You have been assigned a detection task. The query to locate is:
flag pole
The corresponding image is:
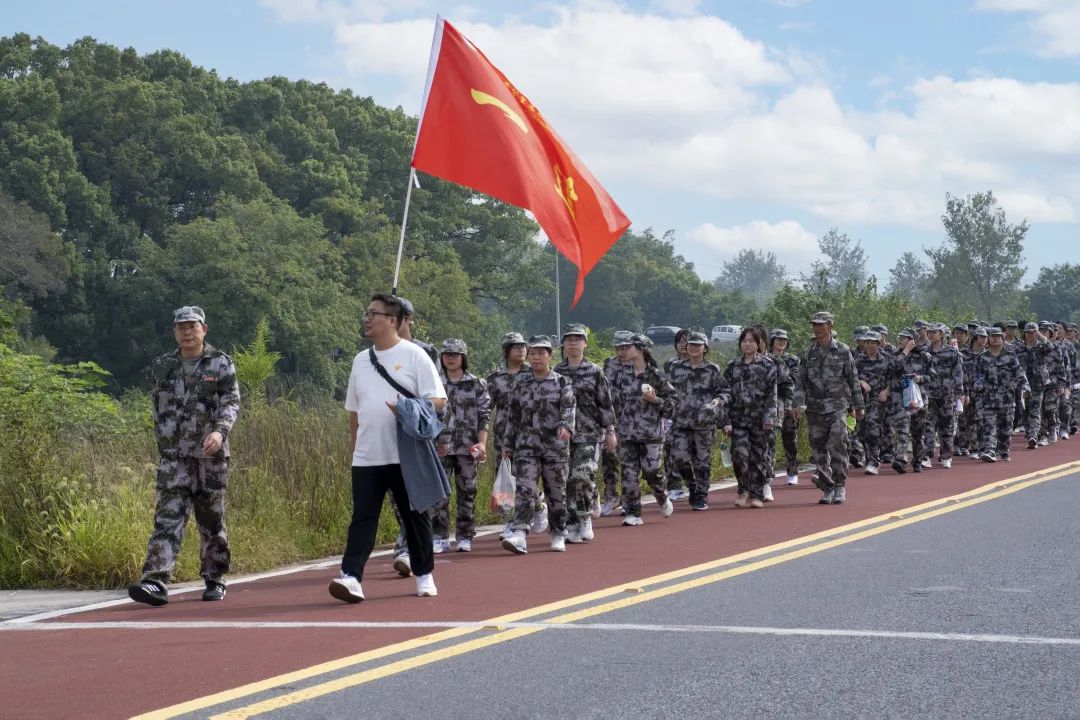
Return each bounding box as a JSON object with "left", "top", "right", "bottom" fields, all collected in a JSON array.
[
  {"left": 554, "top": 247, "right": 561, "bottom": 337},
  {"left": 392, "top": 168, "right": 418, "bottom": 295}
]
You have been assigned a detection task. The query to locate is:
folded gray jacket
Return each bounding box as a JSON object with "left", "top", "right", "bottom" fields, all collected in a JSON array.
[{"left": 395, "top": 397, "right": 451, "bottom": 513}]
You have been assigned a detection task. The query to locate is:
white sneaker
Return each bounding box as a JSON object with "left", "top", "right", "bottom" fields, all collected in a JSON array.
[
  {"left": 668, "top": 488, "right": 689, "bottom": 502},
  {"left": 550, "top": 534, "right": 566, "bottom": 552},
  {"left": 498, "top": 522, "right": 514, "bottom": 541},
  {"left": 415, "top": 573, "right": 437, "bottom": 597},
  {"left": 565, "top": 523, "right": 584, "bottom": 544},
  {"left": 432, "top": 536, "right": 450, "bottom": 554},
  {"left": 622, "top": 515, "right": 644, "bottom": 526},
  {"left": 328, "top": 574, "right": 364, "bottom": 603},
  {"left": 660, "top": 497, "right": 674, "bottom": 518},
  {"left": 734, "top": 492, "right": 750, "bottom": 508},
  {"left": 392, "top": 553, "right": 412, "bottom": 577},
  {"left": 762, "top": 484, "right": 774, "bottom": 502},
  {"left": 600, "top": 497, "right": 621, "bottom": 517},
  {"left": 579, "top": 517, "right": 594, "bottom": 541},
  {"left": 786, "top": 475, "right": 799, "bottom": 485},
  {"left": 591, "top": 496, "right": 601, "bottom": 518},
  {"left": 530, "top": 504, "right": 549, "bottom": 534},
  {"left": 920, "top": 458, "right": 932, "bottom": 469},
  {"left": 456, "top": 538, "right": 471, "bottom": 553},
  {"left": 941, "top": 458, "right": 952, "bottom": 469},
  {"left": 864, "top": 463, "right": 879, "bottom": 475},
  {"left": 501, "top": 530, "right": 528, "bottom": 555},
  {"left": 1039, "top": 437, "right": 1049, "bottom": 447}
]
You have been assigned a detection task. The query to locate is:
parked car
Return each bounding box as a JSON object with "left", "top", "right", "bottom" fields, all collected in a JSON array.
[
  {"left": 710, "top": 324, "right": 742, "bottom": 343},
  {"left": 644, "top": 325, "right": 683, "bottom": 345}
]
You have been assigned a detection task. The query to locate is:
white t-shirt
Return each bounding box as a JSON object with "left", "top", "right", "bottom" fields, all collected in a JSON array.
[{"left": 345, "top": 339, "right": 446, "bottom": 467}]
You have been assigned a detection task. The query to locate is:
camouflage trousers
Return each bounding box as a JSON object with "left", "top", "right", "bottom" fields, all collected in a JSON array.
[
  {"left": 601, "top": 447, "right": 620, "bottom": 501},
  {"left": 1040, "top": 388, "right": 1060, "bottom": 441},
  {"left": 619, "top": 441, "right": 667, "bottom": 518},
  {"left": 1013, "top": 387, "right": 1026, "bottom": 432},
  {"left": 1024, "top": 388, "right": 1044, "bottom": 441},
  {"left": 140, "top": 455, "right": 230, "bottom": 586},
  {"left": 858, "top": 399, "right": 888, "bottom": 465},
  {"left": 848, "top": 415, "right": 865, "bottom": 466},
  {"left": 1060, "top": 388, "right": 1073, "bottom": 431},
  {"left": 780, "top": 413, "right": 800, "bottom": 476},
  {"left": 512, "top": 455, "right": 567, "bottom": 535},
  {"left": 923, "top": 396, "right": 957, "bottom": 462},
  {"left": 979, "top": 405, "right": 1013, "bottom": 458},
  {"left": 669, "top": 427, "right": 716, "bottom": 506},
  {"left": 664, "top": 431, "right": 685, "bottom": 492},
  {"left": 1071, "top": 389, "right": 1079, "bottom": 432},
  {"left": 956, "top": 398, "right": 980, "bottom": 452},
  {"left": 730, "top": 424, "right": 771, "bottom": 501},
  {"left": 806, "top": 410, "right": 849, "bottom": 490},
  {"left": 567, "top": 442, "right": 601, "bottom": 528},
  {"left": 429, "top": 454, "right": 479, "bottom": 541}
]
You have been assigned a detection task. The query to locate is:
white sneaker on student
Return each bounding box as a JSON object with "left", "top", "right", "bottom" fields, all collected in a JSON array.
[
  {"left": 864, "top": 463, "right": 879, "bottom": 475},
  {"left": 498, "top": 522, "right": 514, "bottom": 541},
  {"left": 531, "top": 504, "right": 549, "bottom": 534},
  {"left": 580, "top": 517, "right": 594, "bottom": 541},
  {"left": 600, "top": 497, "right": 621, "bottom": 516},
  {"left": 940, "top": 458, "right": 952, "bottom": 469},
  {"left": 432, "top": 536, "right": 450, "bottom": 554},
  {"left": 550, "top": 534, "right": 566, "bottom": 552},
  {"left": 565, "top": 523, "right": 584, "bottom": 544},
  {"left": 415, "top": 574, "right": 437, "bottom": 597},
  {"left": 329, "top": 574, "right": 365, "bottom": 603},
  {"left": 622, "top": 515, "right": 644, "bottom": 526},
  {"left": 786, "top": 475, "right": 799, "bottom": 485},
  {"left": 392, "top": 553, "right": 412, "bottom": 577},
  {"left": 501, "top": 530, "right": 528, "bottom": 555},
  {"left": 762, "top": 484, "right": 775, "bottom": 502},
  {"left": 660, "top": 497, "right": 674, "bottom": 517},
  {"left": 456, "top": 538, "right": 471, "bottom": 553}
]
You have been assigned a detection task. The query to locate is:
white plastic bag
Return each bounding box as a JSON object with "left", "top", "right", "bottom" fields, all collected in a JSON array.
[
  {"left": 902, "top": 376, "right": 925, "bottom": 414},
  {"left": 490, "top": 458, "right": 516, "bottom": 516}
]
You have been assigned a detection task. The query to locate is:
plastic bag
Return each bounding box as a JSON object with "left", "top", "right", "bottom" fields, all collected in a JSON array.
[
  {"left": 902, "top": 376, "right": 925, "bottom": 414},
  {"left": 719, "top": 441, "right": 732, "bottom": 468},
  {"left": 490, "top": 458, "right": 516, "bottom": 516}
]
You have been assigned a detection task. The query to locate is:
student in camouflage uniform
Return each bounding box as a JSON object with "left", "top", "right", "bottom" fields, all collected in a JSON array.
[
  {"left": 610, "top": 333, "right": 676, "bottom": 525},
  {"left": 1040, "top": 320, "right": 1068, "bottom": 444},
  {"left": 128, "top": 306, "right": 240, "bottom": 607},
  {"left": 554, "top": 324, "right": 617, "bottom": 543},
  {"left": 871, "top": 324, "right": 898, "bottom": 465},
  {"left": 599, "top": 330, "right": 634, "bottom": 516},
  {"left": 974, "top": 327, "right": 1029, "bottom": 462},
  {"left": 432, "top": 339, "right": 491, "bottom": 554},
  {"left": 957, "top": 327, "right": 988, "bottom": 456},
  {"left": 890, "top": 329, "right": 935, "bottom": 474},
  {"left": 1056, "top": 321, "right": 1075, "bottom": 438},
  {"left": 798, "top": 312, "right": 863, "bottom": 504},
  {"left": 857, "top": 331, "right": 891, "bottom": 475},
  {"left": 721, "top": 328, "right": 778, "bottom": 507},
  {"left": 1003, "top": 320, "right": 1025, "bottom": 432},
  {"left": 500, "top": 335, "right": 576, "bottom": 554},
  {"left": 847, "top": 327, "right": 872, "bottom": 468},
  {"left": 923, "top": 323, "right": 964, "bottom": 468},
  {"left": 667, "top": 331, "right": 725, "bottom": 510},
  {"left": 769, "top": 329, "right": 803, "bottom": 485},
  {"left": 663, "top": 329, "right": 691, "bottom": 501},
  {"left": 1067, "top": 323, "right": 1079, "bottom": 436},
  {"left": 1016, "top": 322, "right": 1053, "bottom": 449}
]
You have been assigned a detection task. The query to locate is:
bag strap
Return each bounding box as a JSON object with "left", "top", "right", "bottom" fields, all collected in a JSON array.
[{"left": 369, "top": 347, "right": 417, "bottom": 399}]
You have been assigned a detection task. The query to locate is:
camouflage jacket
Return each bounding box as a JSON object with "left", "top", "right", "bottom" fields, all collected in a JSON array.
[
  {"left": 974, "top": 349, "right": 1029, "bottom": 408},
  {"left": 925, "top": 345, "right": 964, "bottom": 399},
  {"left": 960, "top": 348, "right": 981, "bottom": 396},
  {"left": 437, "top": 372, "right": 492, "bottom": 454},
  {"left": 611, "top": 364, "right": 676, "bottom": 443},
  {"left": 150, "top": 344, "right": 240, "bottom": 458},
  {"left": 554, "top": 359, "right": 616, "bottom": 443},
  {"left": 1016, "top": 340, "right": 1053, "bottom": 388},
  {"left": 1066, "top": 340, "right": 1079, "bottom": 384},
  {"left": 668, "top": 358, "right": 726, "bottom": 430},
  {"left": 857, "top": 352, "right": 893, "bottom": 401},
  {"left": 501, "top": 370, "right": 576, "bottom": 460},
  {"left": 890, "top": 348, "right": 936, "bottom": 395},
  {"left": 1048, "top": 341, "right": 1070, "bottom": 388},
  {"left": 602, "top": 356, "right": 628, "bottom": 415},
  {"left": 772, "top": 354, "right": 795, "bottom": 415},
  {"left": 720, "top": 355, "right": 778, "bottom": 428},
  {"left": 800, "top": 340, "right": 863, "bottom": 414},
  {"left": 487, "top": 367, "right": 525, "bottom": 451},
  {"left": 773, "top": 351, "right": 803, "bottom": 409}
]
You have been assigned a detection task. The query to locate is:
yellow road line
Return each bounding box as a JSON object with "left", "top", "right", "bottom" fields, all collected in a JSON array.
[{"left": 134, "top": 461, "right": 1079, "bottom": 720}]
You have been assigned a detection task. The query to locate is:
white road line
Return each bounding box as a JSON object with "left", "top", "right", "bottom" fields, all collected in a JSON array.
[{"left": 6, "top": 619, "right": 1080, "bottom": 647}]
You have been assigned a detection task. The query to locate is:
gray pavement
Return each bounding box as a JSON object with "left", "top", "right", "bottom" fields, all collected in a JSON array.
[{"left": 234, "top": 469, "right": 1080, "bottom": 720}]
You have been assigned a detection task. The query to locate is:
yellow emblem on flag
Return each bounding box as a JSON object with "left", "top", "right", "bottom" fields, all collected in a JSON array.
[
  {"left": 554, "top": 165, "right": 578, "bottom": 221},
  {"left": 470, "top": 89, "right": 528, "bottom": 134}
]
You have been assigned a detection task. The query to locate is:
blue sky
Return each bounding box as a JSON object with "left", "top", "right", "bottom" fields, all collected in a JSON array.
[{"left": 7, "top": 0, "right": 1078, "bottom": 284}]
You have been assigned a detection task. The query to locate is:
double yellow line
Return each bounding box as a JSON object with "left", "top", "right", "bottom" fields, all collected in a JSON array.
[{"left": 133, "top": 461, "right": 1079, "bottom": 720}]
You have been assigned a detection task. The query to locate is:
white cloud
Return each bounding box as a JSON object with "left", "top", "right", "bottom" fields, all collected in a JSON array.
[
  {"left": 684, "top": 220, "right": 820, "bottom": 279},
  {"left": 648, "top": 0, "right": 703, "bottom": 15},
  {"left": 976, "top": 0, "right": 1080, "bottom": 57}
]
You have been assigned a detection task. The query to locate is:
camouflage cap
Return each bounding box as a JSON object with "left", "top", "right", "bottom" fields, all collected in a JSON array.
[
  {"left": 561, "top": 323, "right": 588, "bottom": 340},
  {"left": 810, "top": 311, "right": 834, "bottom": 324},
  {"left": 1039, "top": 320, "right": 1055, "bottom": 329},
  {"left": 853, "top": 325, "right": 870, "bottom": 340},
  {"left": 870, "top": 324, "right": 888, "bottom": 334},
  {"left": 173, "top": 305, "right": 206, "bottom": 324},
  {"left": 897, "top": 328, "right": 915, "bottom": 340},
  {"left": 527, "top": 334, "right": 554, "bottom": 350},
  {"left": 613, "top": 330, "right": 636, "bottom": 346},
  {"left": 1005, "top": 319, "right": 1018, "bottom": 328},
  {"left": 863, "top": 330, "right": 882, "bottom": 343},
  {"left": 914, "top": 319, "right": 929, "bottom": 330},
  {"left": 501, "top": 331, "right": 527, "bottom": 348},
  {"left": 1023, "top": 322, "right": 1038, "bottom": 332},
  {"left": 981, "top": 327, "right": 997, "bottom": 337},
  {"left": 966, "top": 320, "right": 980, "bottom": 329},
  {"left": 398, "top": 297, "right": 415, "bottom": 317},
  {"left": 686, "top": 331, "right": 708, "bottom": 345},
  {"left": 631, "top": 333, "right": 653, "bottom": 348},
  {"left": 440, "top": 338, "right": 467, "bottom": 355},
  {"left": 953, "top": 323, "right": 969, "bottom": 333},
  {"left": 1068, "top": 322, "right": 1079, "bottom": 331},
  {"left": 926, "top": 323, "right": 946, "bottom": 334},
  {"left": 769, "top": 328, "right": 789, "bottom": 340}
]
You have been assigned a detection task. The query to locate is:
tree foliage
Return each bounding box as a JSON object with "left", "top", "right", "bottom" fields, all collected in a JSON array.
[
  {"left": 885, "top": 251, "right": 930, "bottom": 304},
  {"left": 806, "top": 228, "right": 868, "bottom": 292},
  {"left": 713, "top": 249, "right": 786, "bottom": 308},
  {"left": 1026, "top": 263, "right": 1080, "bottom": 324}
]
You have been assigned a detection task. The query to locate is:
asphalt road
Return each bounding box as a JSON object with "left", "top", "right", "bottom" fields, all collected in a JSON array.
[{"left": 229, "top": 467, "right": 1080, "bottom": 720}]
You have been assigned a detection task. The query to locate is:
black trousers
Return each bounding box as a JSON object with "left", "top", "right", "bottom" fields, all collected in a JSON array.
[{"left": 343, "top": 464, "right": 434, "bottom": 581}]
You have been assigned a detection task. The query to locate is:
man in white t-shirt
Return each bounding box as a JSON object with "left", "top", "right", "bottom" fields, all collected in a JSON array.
[{"left": 329, "top": 293, "right": 447, "bottom": 603}]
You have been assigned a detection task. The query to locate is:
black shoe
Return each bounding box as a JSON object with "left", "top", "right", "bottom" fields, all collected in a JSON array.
[
  {"left": 912, "top": 462, "right": 923, "bottom": 473},
  {"left": 1027, "top": 438, "right": 1037, "bottom": 449},
  {"left": 128, "top": 580, "right": 168, "bottom": 607},
  {"left": 881, "top": 453, "right": 893, "bottom": 464},
  {"left": 891, "top": 460, "right": 907, "bottom": 474},
  {"left": 202, "top": 580, "right": 227, "bottom": 601}
]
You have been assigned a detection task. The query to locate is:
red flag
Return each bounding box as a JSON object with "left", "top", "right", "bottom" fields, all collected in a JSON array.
[{"left": 411, "top": 18, "right": 630, "bottom": 306}]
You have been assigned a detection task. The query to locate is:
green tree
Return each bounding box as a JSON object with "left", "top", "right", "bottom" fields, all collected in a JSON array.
[
  {"left": 0, "top": 192, "right": 72, "bottom": 301},
  {"left": 1027, "top": 263, "right": 1080, "bottom": 322},
  {"left": 807, "top": 228, "right": 868, "bottom": 291},
  {"left": 713, "top": 249, "right": 787, "bottom": 308},
  {"left": 885, "top": 251, "right": 930, "bottom": 303}
]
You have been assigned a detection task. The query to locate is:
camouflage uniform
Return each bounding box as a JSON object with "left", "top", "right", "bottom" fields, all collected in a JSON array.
[
  {"left": 1058, "top": 332, "right": 1075, "bottom": 433},
  {"left": 1041, "top": 327, "right": 1068, "bottom": 442},
  {"left": 668, "top": 352, "right": 726, "bottom": 507},
  {"left": 847, "top": 327, "right": 871, "bottom": 467},
  {"left": 1016, "top": 330, "right": 1053, "bottom": 443},
  {"left": 501, "top": 366, "right": 575, "bottom": 536},
  {"left": 662, "top": 348, "right": 689, "bottom": 494},
  {"left": 612, "top": 363, "right": 676, "bottom": 518},
  {"left": 432, "top": 365, "right": 491, "bottom": 542},
  {"left": 891, "top": 343, "right": 935, "bottom": 467},
  {"left": 923, "top": 334, "right": 964, "bottom": 463},
  {"left": 600, "top": 354, "right": 628, "bottom": 503},
  {"left": 772, "top": 348, "right": 803, "bottom": 477},
  {"left": 957, "top": 340, "right": 983, "bottom": 454},
  {"left": 721, "top": 355, "right": 778, "bottom": 501},
  {"left": 974, "top": 340, "right": 1029, "bottom": 459},
  {"left": 555, "top": 354, "right": 616, "bottom": 529},
  {"left": 140, "top": 341, "right": 240, "bottom": 587},
  {"left": 856, "top": 345, "right": 892, "bottom": 467},
  {"left": 800, "top": 315, "right": 863, "bottom": 494}
]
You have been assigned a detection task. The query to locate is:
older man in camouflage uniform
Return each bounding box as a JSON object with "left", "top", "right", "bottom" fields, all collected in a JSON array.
[
  {"left": 128, "top": 306, "right": 240, "bottom": 606},
  {"left": 799, "top": 311, "right": 863, "bottom": 504},
  {"left": 974, "top": 327, "right": 1029, "bottom": 462},
  {"left": 922, "top": 323, "right": 964, "bottom": 468}
]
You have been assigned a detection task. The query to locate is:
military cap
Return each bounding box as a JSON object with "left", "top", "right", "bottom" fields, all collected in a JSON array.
[
  {"left": 853, "top": 325, "right": 870, "bottom": 340},
  {"left": 1023, "top": 322, "right": 1038, "bottom": 332},
  {"left": 870, "top": 324, "right": 888, "bottom": 334},
  {"left": 613, "top": 330, "right": 635, "bottom": 346},
  {"left": 1039, "top": 320, "right": 1054, "bottom": 330},
  {"left": 914, "top": 319, "right": 928, "bottom": 330},
  {"left": 501, "top": 331, "right": 527, "bottom": 347},
  {"left": 863, "top": 330, "right": 882, "bottom": 342},
  {"left": 810, "top": 311, "right": 834, "bottom": 324},
  {"left": 982, "top": 327, "right": 999, "bottom": 337},
  {"left": 686, "top": 331, "right": 708, "bottom": 345},
  {"left": 173, "top": 305, "right": 206, "bottom": 324},
  {"left": 1068, "top": 323, "right": 1079, "bottom": 331},
  {"left": 398, "top": 297, "right": 415, "bottom": 317},
  {"left": 953, "top": 323, "right": 969, "bottom": 333},
  {"left": 561, "top": 323, "right": 588, "bottom": 340},
  {"left": 631, "top": 333, "right": 653, "bottom": 348},
  {"left": 897, "top": 328, "right": 915, "bottom": 340},
  {"left": 440, "top": 338, "right": 467, "bottom": 355},
  {"left": 1005, "top": 319, "right": 1018, "bottom": 328},
  {"left": 769, "top": 328, "right": 789, "bottom": 340},
  {"left": 527, "top": 334, "right": 553, "bottom": 350}
]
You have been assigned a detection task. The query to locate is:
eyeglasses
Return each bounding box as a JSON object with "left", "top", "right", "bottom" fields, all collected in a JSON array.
[{"left": 363, "top": 309, "right": 397, "bottom": 321}]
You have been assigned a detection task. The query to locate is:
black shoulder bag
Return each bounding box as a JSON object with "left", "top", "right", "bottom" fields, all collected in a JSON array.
[{"left": 368, "top": 347, "right": 417, "bottom": 399}]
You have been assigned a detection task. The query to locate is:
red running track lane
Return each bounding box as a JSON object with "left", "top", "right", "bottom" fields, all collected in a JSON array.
[{"left": 3, "top": 440, "right": 1079, "bottom": 720}]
